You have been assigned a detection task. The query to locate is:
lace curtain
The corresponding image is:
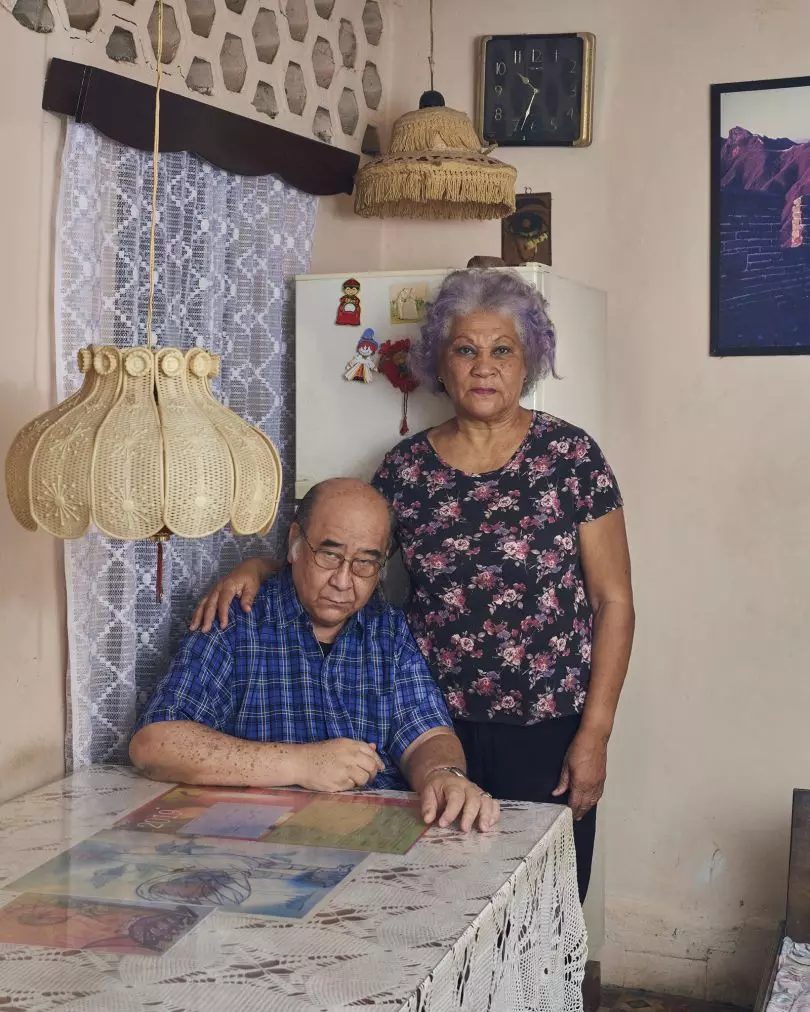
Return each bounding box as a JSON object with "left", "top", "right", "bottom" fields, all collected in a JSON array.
[{"left": 56, "top": 122, "right": 318, "bottom": 770}]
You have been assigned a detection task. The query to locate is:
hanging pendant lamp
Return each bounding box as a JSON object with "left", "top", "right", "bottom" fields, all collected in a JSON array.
[
  {"left": 5, "top": 0, "right": 282, "bottom": 573},
  {"left": 353, "top": 2, "right": 516, "bottom": 221}
]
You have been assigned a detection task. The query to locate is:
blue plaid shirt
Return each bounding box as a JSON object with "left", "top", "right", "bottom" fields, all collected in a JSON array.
[{"left": 136, "top": 567, "right": 452, "bottom": 790}]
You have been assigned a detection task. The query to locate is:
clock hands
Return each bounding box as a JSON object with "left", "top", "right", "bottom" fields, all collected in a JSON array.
[
  {"left": 517, "top": 74, "right": 539, "bottom": 133},
  {"left": 516, "top": 73, "right": 542, "bottom": 134},
  {"left": 518, "top": 93, "right": 537, "bottom": 133}
]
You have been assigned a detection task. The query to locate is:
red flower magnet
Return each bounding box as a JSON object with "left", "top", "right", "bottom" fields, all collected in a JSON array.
[{"left": 378, "top": 338, "right": 419, "bottom": 435}]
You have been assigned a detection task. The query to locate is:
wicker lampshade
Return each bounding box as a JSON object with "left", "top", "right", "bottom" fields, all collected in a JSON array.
[
  {"left": 5, "top": 0, "right": 282, "bottom": 549},
  {"left": 6, "top": 345, "right": 282, "bottom": 540},
  {"left": 354, "top": 93, "right": 517, "bottom": 221}
]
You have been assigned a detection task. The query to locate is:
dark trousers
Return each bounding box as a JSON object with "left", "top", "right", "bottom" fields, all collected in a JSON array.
[{"left": 453, "top": 716, "right": 596, "bottom": 903}]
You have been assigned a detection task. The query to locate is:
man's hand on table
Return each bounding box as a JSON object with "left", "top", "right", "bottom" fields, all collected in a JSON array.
[
  {"left": 420, "top": 770, "right": 500, "bottom": 833},
  {"left": 297, "top": 739, "right": 385, "bottom": 792}
]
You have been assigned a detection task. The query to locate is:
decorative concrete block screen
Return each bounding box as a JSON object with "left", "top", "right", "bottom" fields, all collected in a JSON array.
[{"left": 5, "top": 0, "right": 387, "bottom": 155}]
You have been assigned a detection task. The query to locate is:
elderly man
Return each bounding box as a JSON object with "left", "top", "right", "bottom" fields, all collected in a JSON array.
[{"left": 130, "top": 478, "right": 499, "bottom": 833}]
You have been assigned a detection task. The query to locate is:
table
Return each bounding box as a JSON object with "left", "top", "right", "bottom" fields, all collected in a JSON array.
[
  {"left": 756, "top": 789, "right": 810, "bottom": 1012},
  {"left": 764, "top": 937, "right": 810, "bottom": 1011},
  {"left": 0, "top": 766, "right": 586, "bottom": 1012}
]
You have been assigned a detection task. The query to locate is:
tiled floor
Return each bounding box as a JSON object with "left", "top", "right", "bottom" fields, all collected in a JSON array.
[{"left": 599, "top": 987, "right": 747, "bottom": 1012}]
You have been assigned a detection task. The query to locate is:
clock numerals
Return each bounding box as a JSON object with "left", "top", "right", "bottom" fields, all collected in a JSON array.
[
  {"left": 513, "top": 49, "right": 523, "bottom": 64},
  {"left": 530, "top": 48, "right": 543, "bottom": 65},
  {"left": 493, "top": 107, "right": 504, "bottom": 122},
  {"left": 495, "top": 60, "right": 507, "bottom": 76},
  {"left": 494, "top": 84, "right": 503, "bottom": 96},
  {"left": 520, "top": 115, "right": 538, "bottom": 137}
]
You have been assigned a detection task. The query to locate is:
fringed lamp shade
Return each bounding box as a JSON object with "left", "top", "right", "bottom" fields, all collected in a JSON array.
[
  {"left": 6, "top": 345, "right": 282, "bottom": 540},
  {"left": 354, "top": 93, "right": 517, "bottom": 221}
]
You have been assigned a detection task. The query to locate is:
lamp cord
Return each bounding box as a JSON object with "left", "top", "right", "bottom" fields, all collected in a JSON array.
[
  {"left": 146, "top": 0, "right": 165, "bottom": 597},
  {"left": 428, "top": 0, "right": 435, "bottom": 92},
  {"left": 145, "top": 0, "right": 163, "bottom": 351}
]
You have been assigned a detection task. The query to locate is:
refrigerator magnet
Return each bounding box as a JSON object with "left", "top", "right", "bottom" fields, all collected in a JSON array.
[
  {"left": 336, "top": 278, "right": 362, "bottom": 326},
  {"left": 390, "top": 284, "right": 427, "bottom": 325},
  {"left": 379, "top": 337, "right": 419, "bottom": 435},
  {"left": 344, "top": 329, "right": 379, "bottom": 384}
]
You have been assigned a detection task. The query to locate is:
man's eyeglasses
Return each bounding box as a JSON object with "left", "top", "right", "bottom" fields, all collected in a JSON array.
[{"left": 300, "top": 533, "right": 384, "bottom": 579}]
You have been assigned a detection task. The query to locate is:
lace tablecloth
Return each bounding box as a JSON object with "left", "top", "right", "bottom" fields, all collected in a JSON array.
[
  {"left": 0, "top": 766, "right": 586, "bottom": 1012},
  {"left": 765, "top": 937, "right": 810, "bottom": 1011}
]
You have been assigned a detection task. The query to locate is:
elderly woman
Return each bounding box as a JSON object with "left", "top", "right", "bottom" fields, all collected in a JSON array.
[{"left": 191, "top": 269, "right": 634, "bottom": 900}]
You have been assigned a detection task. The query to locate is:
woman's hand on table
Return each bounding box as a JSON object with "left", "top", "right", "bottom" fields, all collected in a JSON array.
[
  {"left": 190, "top": 558, "right": 278, "bottom": 633},
  {"left": 421, "top": 771, "right": 501, "bottom": 833},
  {"left": 552, "top": 728, "right": 608, "bottom": 821}
]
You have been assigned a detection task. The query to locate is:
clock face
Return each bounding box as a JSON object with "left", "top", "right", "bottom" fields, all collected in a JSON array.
[{"left": 480, "top": 34, "right": 592, "bottom": 147}]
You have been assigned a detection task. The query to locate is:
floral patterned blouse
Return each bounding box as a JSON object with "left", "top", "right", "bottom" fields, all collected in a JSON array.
[{"left": 372, "top": 412, "right": 623, "bottom": 725}]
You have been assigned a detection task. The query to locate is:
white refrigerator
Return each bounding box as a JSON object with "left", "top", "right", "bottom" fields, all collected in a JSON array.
[{"left": 294, "top": 265, "right": 607, "bottom": 954}]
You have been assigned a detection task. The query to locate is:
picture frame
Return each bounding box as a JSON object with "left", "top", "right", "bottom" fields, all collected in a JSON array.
[
  {"left": 710, "top": 75, "right": 810, "bottom": 356},
  {"left": 501, "top": 192, "right": 552, "bottom": 267}
]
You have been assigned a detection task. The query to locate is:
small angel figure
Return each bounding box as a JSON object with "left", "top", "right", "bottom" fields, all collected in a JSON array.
[{"left": 344, "top": 329, "right": 379, "bottom": 384}]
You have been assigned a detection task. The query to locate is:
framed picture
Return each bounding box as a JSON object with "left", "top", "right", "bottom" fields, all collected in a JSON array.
[
  {"left": 501, "top": 192, "right": 552, "bottom": 267},
  {"left": 711, "top": 76, "right": 810, "bottom": 356},
  {"left": 389, "top": 283, "right": 428, "bottom": 324}
]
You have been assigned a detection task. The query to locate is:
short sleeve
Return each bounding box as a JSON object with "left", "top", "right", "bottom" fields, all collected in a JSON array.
[
  {"left": 387, "top": 616, "right": 452, "bottom": 762},
  {"left": 372, "top": 451, "right": 400, "bottom": 547},
  {"left": 571, "top": 432, "right": 623, "bottom": 524},
  {"left": 134, "top": 626, "right": 235, "bottom": 733},
  {"left": 371, "top": 456, "right": 391, "bottom": 500},
  {"left": 371, "top": 451, "right": 397, "bottom": 505}
]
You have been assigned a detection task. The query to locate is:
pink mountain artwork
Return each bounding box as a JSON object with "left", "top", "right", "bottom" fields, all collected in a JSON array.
[{"left": 720, "top": 126, "right": 810, "bottom": 246}]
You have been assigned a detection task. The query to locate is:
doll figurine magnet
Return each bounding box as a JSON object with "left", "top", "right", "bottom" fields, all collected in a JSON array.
[
  {"left": 344, "top": 329, "right": 379, "bottom": 384},
  {"left": 335, "top": 278, "right": 362, "bottom": 326}
]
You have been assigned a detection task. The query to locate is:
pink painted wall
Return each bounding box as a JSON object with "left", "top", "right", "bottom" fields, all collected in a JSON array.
[{"left": 0, "top": 23, "right": 67, "bottom": 801}]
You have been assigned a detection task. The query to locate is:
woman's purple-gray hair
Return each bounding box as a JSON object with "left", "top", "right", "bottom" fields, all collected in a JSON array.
[{"left": 411, "top": 269, "right": 557, "bottom": 396}]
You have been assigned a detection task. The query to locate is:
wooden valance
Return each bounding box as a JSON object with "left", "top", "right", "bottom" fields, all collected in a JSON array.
[{"left": 42, "top": 58, "right": 359, "bottom": 197}]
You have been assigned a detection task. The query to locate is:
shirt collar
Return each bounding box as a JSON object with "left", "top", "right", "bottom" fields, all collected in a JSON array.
[{"left": 274, "top": 565, "right": 373, "bottom": 633}]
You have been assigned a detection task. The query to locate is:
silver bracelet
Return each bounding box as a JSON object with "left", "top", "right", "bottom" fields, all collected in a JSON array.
[{"left": 428, "top": 765, "right": 466, "bottom": 779}]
